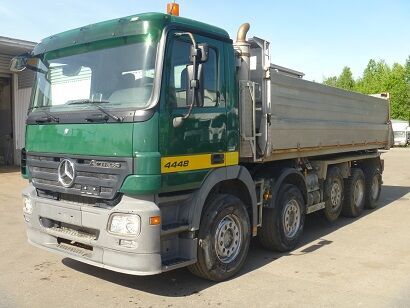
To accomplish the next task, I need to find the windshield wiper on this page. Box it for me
[95,104,123,122]
[66,99,110,105]
[35,110,59,123]
[66,99,123,122]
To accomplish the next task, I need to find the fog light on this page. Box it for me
[23,197,33,215]
[119,239,137,248]
[108,214,141,236]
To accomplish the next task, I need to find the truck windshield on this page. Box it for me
[30,39,158,111]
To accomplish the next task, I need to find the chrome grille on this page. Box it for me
[27,153,132,200]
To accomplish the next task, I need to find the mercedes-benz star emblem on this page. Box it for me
[58,159,76,188]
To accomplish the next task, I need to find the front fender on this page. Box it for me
[189,165,257,235]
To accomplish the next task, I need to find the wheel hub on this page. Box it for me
[354,179,364,206]
[371,176,380,200]
[215,214,242,263]
[330,181,342,208]
[282,199,301,238]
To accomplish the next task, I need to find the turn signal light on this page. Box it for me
[150,216,161,225]
[263,190,272,201]
[167,2,179,16]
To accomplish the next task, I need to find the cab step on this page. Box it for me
[161,222,190,237]
[162,257,196,272]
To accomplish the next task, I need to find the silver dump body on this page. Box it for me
[239,37,391,162]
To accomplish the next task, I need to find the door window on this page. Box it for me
[169,39,219,108]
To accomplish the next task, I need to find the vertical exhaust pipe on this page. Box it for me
[236,23,250,43]
[234,23,251,81]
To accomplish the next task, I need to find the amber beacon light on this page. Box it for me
[167,2,180,16]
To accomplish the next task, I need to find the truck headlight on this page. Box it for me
[108,214,141,236]
[23,196,33,222]
[23,197,33,215]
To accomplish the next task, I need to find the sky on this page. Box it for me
[1,0,409,81]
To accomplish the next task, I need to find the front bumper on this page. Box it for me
[22,184,162,275]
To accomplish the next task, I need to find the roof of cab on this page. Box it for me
[33,12,230,55]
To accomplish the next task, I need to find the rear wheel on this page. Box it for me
[188,194,250,281]
[364,167,382,209]
[258,184,305,252]
[323,167,344,222]
[342,168,366,217]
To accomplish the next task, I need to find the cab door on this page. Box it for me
[159,31,228,190]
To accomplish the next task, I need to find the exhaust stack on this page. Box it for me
[236,23,250,43]
[234,23,251,81]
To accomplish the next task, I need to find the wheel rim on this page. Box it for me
[282,199,301,238]
[353,178,365,207]
[330,180,342,209]
[215,214,242,263]
[371,175,380,200]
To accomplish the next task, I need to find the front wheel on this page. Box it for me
[188,194,250,281]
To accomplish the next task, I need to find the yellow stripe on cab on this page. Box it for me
[161,151,239,174]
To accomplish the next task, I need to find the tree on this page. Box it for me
[404,56,410,121]
[323,76,338,87]
[323,67,355,90]
[323,57,410,121]
[404,56,410,83]
[355,59,390,94]
[385,63,409,120]
[337,67,355,90]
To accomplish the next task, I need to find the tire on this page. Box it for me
[323,167,344,222]
[258,184,305,252]
[364,166,382,209]
[342,168,366,217]
[188,194,250,281]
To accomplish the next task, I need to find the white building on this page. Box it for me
[0,36,36,166]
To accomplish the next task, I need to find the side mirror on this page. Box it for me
[191,43,209,63]
[10,54,28,72]
[186,63,204,107]
[172,32,207,128]
[173,64,204,128]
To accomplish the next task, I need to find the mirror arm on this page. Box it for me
[26,64,47,75]
[183,40,199,119]
[173,32,200,128]
[174,32,197,49]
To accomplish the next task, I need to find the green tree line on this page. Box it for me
[323,57,410,120]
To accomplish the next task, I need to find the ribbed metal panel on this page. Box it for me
[18,69,35,89]
[14,87,31,162]
[0,53,35,88]
[265,72,390,160]
[0,54,12,72]
[50,66,91,84]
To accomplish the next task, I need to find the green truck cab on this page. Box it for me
[18,13,251,280]
[15,11,388,281]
